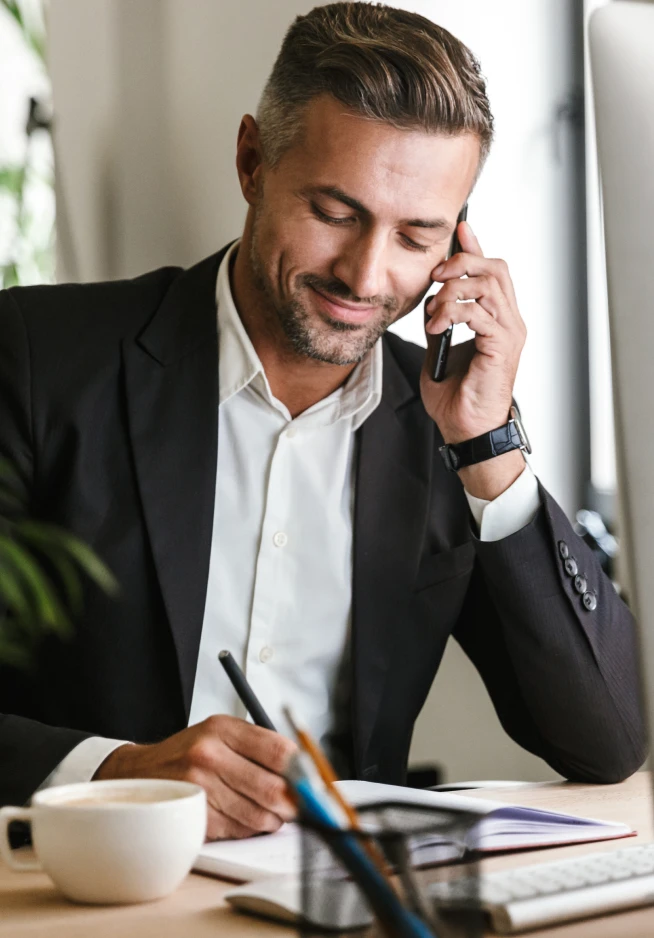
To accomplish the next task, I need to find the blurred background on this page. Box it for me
[0,0,623,783]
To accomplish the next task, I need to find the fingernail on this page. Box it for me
[434,263,445,277]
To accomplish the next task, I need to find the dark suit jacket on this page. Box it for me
[0,244,646,806]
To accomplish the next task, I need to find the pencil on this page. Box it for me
[218,650,276,731]
[283,706,395,882]
[285,753,433,938]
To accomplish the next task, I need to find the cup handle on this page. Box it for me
[0,807,41,871]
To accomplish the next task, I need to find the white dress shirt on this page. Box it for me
[188,240,383,753]
[39,242,540,789]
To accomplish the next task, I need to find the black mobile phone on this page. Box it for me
[430,203,468,382]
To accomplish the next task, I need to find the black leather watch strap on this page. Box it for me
[439,410,531,472]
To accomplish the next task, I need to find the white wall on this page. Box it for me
[48,0,585,782]
[48,0,318,280]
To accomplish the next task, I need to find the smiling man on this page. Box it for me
[0,2,645,840]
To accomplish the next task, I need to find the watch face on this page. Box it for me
[510,405,532,454]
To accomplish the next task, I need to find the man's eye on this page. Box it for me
[311,203,352,225]
[311,203,430,252]
[401,235,431,253]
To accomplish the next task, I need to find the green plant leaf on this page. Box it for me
[0,634,34,671]
[0,1,46,66]
[16,523,120,597]
[1,1,24,32]
[0,166,24,195]
[0,563,35,627]
[1,263,20,289]
[0,535,73,640]
[14,523,84,615]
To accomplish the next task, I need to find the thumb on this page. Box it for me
[457,220,484,258]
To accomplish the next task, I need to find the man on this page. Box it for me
[0,2,645,840]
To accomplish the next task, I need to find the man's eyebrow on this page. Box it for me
[300,185,452,232]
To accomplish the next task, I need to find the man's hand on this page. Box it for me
[420,220,527,500]
[93,715,297,840]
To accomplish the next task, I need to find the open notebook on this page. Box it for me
[194,779,634,882]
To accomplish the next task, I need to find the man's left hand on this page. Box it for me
[419,221,527,500]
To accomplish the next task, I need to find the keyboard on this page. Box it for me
[428,843,654,933]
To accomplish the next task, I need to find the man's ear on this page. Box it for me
[235,115,264,206]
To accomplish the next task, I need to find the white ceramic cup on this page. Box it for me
[0,778,207,904]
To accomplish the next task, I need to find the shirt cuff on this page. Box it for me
[465,462,541,542]
[35,737,132,793]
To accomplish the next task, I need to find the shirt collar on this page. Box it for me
[215,240,382,430]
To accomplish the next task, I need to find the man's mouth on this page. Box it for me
[309,286,380,325]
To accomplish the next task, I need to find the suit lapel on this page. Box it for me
[351,338,434,775]
[123,248,230,717]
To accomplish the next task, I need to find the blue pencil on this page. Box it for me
[286,755,434,938]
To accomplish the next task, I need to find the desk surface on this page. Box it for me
[2,772,652,937]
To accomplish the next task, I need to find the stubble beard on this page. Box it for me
[248,213,398,367]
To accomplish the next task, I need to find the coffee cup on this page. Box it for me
[0,778,207,904]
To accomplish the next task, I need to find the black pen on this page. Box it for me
[218,650,277,731]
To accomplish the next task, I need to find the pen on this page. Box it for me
[218,650,276,731]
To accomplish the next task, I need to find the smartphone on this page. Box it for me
[430,203,468,382]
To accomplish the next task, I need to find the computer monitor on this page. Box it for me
[589,1,654,760]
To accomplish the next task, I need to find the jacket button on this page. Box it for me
[558,540,569,560]
[574,574,587,594]
[582,591,598,611]
[564,557,578,577]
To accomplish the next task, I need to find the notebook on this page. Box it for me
[194,779,635,882]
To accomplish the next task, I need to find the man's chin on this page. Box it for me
[301,325,383,366]
[276,292,391,365]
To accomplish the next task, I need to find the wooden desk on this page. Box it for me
[1,772,652,937]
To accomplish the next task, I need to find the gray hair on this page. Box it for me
[256,2,494,169]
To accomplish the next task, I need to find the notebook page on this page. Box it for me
[194,778,633,881]
[195,823,302,880]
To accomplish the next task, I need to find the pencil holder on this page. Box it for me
[299,800,483,937]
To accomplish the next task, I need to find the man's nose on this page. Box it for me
[332,231,388,304]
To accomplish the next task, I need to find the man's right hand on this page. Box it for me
[93,715,297,840]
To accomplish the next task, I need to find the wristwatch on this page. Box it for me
[439,404,532,472]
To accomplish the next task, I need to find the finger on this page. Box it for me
[457,220,484,257]
[428,278,514,330]
[432,252,511,284]
[222,718,297,775]
[209,779,286,834]
[427,275,506,314]
[428,268,525,337]
[426,300,500,339]
[206,805,258,841]
[489,257,518,309]
[221,749,296,821]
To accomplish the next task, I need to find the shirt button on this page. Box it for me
[582,591,598,612]
[564,556,578,577]
[286,426,297,439]
[558,541,569,560]
[273,531,288,548]
[259,646,274,663]
[574,574,588,594]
